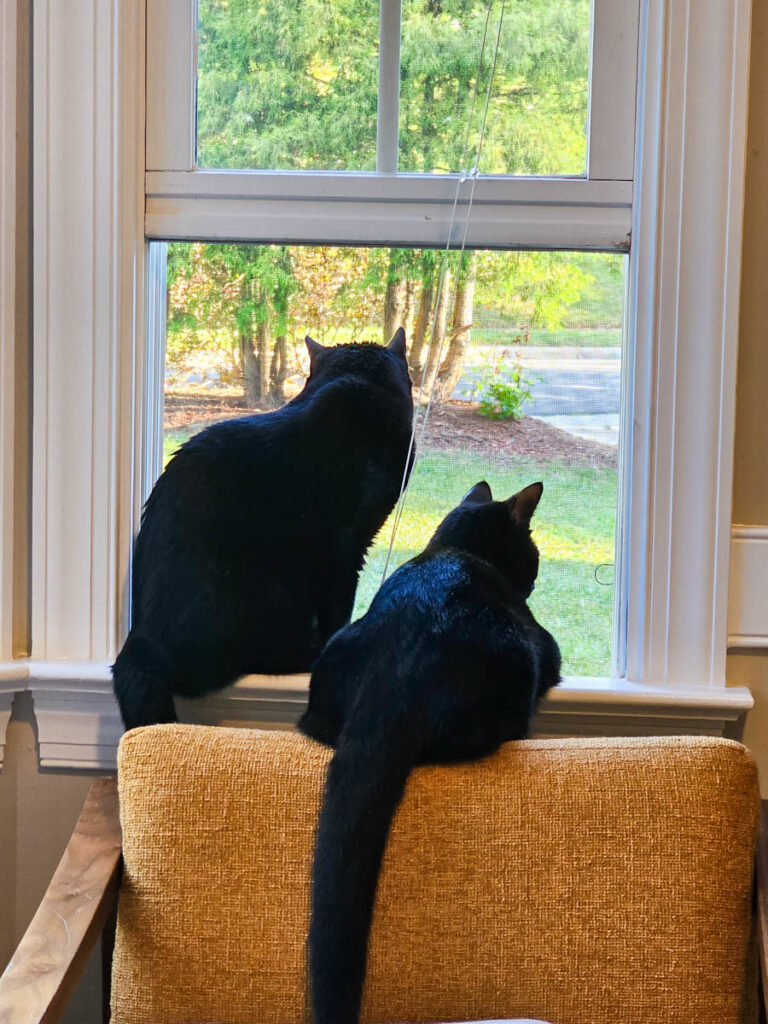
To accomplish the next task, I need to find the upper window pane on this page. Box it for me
[398,0,590,175]
[196,0,379,170]
[196,0,591,175]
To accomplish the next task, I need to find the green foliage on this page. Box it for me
[472,339,533,420]
[197,0,590,176]
[479,371,532,420]
[170,2,620,392]
[399,0,590,175]
[197,0,379,170]
[475,251,593,329]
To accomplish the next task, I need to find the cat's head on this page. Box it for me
[428,480,543,597]
[303,327,412,398]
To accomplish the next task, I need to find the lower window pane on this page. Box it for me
[160,243,624,677]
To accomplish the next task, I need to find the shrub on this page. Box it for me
[478,359,532,421]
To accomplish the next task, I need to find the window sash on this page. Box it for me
[146,0,640,220]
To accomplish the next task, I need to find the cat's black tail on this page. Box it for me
[112,631,178,730]
[309,695,421,1024]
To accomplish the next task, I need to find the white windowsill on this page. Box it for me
[0,660,753,771]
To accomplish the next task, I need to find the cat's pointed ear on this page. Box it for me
[387,327,407,360]
[305,335,326,364]
[506,482,543,526]
[461,480,493,506]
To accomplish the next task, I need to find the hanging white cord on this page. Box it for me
[381,0,507,583]
[380,6,493,579]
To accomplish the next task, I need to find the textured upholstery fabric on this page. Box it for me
[112,727,759,1024]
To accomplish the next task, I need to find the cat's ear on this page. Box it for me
[305,335,326,365]
[461,480,493,506]
[387,327,407,360]
[506,482,543,526]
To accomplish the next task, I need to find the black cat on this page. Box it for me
[113,330,413,730]
[298,480,561,1024]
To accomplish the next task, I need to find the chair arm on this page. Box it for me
[0,777,122,1024]
[757,800,768,1023]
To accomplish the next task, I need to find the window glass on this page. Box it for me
[398,0,590,175]
[162,242,624,676]
[196,0,379,170]
[196,0,591,175]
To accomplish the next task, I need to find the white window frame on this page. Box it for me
[0,0,754,771]
[145,0,638,249]
[0,0,18,761]
[0,0,16,664]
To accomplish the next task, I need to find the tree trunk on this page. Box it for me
[403,278,416,338]
[409,273,435,378]
[269,335,288,405]
[256,319,270,405]
[383,251,408,343]
[423,270,452,396]
[383,278,408,343]
[435,253,477,402]
[240,327,260,408]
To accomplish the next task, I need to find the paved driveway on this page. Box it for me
[454,347,621,417]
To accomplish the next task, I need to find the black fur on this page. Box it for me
[298,480,561,1024]
[113,330,413,730]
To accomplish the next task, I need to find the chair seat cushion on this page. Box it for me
[112,728,759,1024]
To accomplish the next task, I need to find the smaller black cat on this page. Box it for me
[113,331,413,731]
[299,480,561,1024]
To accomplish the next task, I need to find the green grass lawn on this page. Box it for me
[164,425,203,465]
[469,326,621,348]
[288,323,622,350]
[354,450,616,678]
[163,432,617,678]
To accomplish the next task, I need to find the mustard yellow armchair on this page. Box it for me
[0,727,765,1024]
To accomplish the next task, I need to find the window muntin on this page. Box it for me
[161,241,624,677]
[195,0,591,176]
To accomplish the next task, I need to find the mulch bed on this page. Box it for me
[164,389,616,469]
[419,401,617,468]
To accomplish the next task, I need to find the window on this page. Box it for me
[161,241,624,676]
[14,0,755,771]
[146,0,637,680]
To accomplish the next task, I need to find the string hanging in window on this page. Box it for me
[381,0,508,583]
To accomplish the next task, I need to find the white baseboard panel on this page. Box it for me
[0,660,750,771]
[728,526,768,649]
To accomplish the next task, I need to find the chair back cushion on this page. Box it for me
[111,726,760,1024]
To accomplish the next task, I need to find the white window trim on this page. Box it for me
[0,0,15,665]
[0,0,755,771]
[0,664,752,771]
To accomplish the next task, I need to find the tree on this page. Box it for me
[168,0,596,407]
[435,251,477,401]
[166,244,296,408]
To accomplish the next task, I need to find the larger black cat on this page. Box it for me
[298,480,561,1024]
[113,330,413,730]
